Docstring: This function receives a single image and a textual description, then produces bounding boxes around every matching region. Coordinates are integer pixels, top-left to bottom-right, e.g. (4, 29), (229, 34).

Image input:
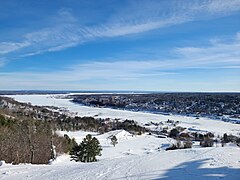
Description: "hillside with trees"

(0, 96), (146, 164)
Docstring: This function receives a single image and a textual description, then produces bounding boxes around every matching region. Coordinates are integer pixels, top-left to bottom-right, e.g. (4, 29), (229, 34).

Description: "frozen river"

(5, 94), (240, 136)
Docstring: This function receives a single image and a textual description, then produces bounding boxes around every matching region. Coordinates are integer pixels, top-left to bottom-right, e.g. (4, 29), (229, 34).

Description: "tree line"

(0, 97), (145, 164)
(0, 114), (77, 164)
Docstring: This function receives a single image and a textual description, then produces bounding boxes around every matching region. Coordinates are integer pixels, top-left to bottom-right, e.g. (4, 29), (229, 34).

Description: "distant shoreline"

(1, 90), (240, 95)
(71, 100), (240, 125)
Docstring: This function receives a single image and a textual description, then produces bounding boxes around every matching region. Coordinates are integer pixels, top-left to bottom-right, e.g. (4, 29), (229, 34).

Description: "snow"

(6, 94), (240, 136)
(1, 94), (240, 180)
(57, 130), (171, 159)
(0, 131), (240, 179)
(0, 161), (6, 166)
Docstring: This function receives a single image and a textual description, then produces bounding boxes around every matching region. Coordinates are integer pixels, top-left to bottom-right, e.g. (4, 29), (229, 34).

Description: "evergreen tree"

(169, 128), (180, 138)
(223, 133), (229, 143)
(71, 134), (102, 162)
(110, 135), (118, 147)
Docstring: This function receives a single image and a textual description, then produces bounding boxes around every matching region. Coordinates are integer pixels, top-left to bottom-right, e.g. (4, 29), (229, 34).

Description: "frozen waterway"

(6, 94), (240, 136)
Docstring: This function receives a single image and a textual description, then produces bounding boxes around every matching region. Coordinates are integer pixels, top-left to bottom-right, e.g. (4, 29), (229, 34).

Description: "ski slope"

(0, 130), (240, 180)
(1, 94), (239, 180)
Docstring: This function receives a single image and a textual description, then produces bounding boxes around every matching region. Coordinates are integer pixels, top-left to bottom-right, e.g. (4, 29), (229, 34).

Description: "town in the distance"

(0, 91), (239, 179)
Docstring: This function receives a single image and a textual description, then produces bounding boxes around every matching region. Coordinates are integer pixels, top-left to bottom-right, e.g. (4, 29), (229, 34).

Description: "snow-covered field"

(6, 94), (240, 136)
(1, 94), (240, 180)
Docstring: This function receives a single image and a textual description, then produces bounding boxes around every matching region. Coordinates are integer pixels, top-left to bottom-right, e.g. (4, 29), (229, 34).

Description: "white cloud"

(206, 0), (240, 13)
(0, 42), (30, 54)
(101, 0), (240, 37)
(0, 32), (239, 90)
(1, 0), (240, 59)
(175, 32), (240, 67)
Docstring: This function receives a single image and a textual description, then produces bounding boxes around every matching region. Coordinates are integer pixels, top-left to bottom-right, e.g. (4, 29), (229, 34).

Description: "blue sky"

(0, 0), (240, 91)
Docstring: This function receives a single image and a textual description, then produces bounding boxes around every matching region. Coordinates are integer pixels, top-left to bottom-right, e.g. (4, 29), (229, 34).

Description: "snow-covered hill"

(1, 130), (240, 180)
(1, 94), (239, 180)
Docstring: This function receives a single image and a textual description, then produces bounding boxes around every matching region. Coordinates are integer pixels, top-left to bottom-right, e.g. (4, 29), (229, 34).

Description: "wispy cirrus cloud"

(0, 42), (30, 54)
(103, 0), (240, 36)
(0, 32), (239, 90)
(175, 37), (240, 67)
(204, 0), (240, 13)
(1, 0), (240, 61)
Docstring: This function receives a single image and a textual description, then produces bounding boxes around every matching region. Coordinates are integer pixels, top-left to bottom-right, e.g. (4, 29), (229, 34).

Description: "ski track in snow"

(0, 94), (239, 180)
(1, 147), (240, 180)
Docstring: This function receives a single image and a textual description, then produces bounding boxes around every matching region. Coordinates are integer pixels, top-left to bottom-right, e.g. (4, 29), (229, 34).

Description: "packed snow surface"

(1, 94), (239, 180)
(0, 131), (240, 180)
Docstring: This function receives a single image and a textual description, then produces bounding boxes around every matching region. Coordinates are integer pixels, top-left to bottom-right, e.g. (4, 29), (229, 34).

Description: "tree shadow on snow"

(154, 159), (240, 180)
(112, 158), (240, 180)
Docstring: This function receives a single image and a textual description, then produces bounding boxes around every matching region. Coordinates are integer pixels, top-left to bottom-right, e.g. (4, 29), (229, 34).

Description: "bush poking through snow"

(166, 139), (192, 151)
(110, 135), (118, 147)
(221, 133), (240, 147)
(183, 140), (193, 148)
(200, 137), (214, 147)
(169, 128), (180, 138)
(70, 134), (102, 162)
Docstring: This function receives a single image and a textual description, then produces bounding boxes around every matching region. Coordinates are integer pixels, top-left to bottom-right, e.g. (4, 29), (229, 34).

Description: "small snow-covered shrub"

(179, 132), (193, 141)
(221, 133), (240, 147)
(200, 138), (214, 147)
(183, 140), (192, 148)
(236, 138), (240, 147)
(166, 144), (179, 151)
(175, 126), (186, 132)
(166, 139), (192, 151)
(110, 135), (118, 147)
(169, 128), (180, 138)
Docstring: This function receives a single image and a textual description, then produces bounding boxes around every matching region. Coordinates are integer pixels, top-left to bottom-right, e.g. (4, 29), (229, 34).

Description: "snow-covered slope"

(1, 94), (239, 180)
(0, 131), (240, 180)
(57, 130), (173, 159)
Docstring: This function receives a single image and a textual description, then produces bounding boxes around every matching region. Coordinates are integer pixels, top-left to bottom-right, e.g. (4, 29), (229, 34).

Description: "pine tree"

(70, 134), (102, 162)
(110, 135), (118, 147)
